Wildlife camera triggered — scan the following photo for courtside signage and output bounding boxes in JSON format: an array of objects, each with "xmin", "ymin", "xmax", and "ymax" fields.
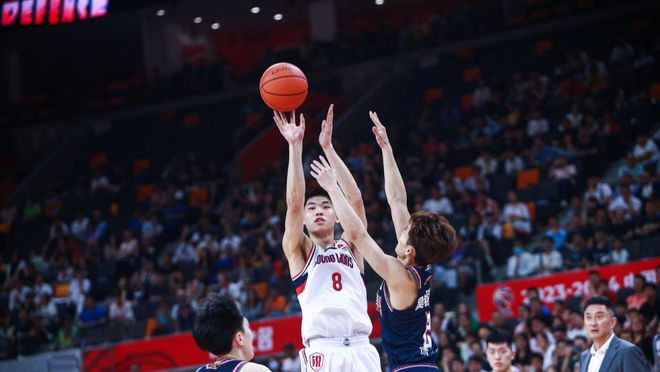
[{"xmin": 1, "ymin": 0, "xmax": 108, "ymax": 27}]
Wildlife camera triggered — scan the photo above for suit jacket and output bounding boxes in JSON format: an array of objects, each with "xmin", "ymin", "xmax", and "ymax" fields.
[{"xmin": 579, "ymin": 335, "xmax": 650, "ymax": 372}]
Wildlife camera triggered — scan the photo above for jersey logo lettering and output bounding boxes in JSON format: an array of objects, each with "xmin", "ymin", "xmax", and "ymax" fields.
[
  {"xmin": 315, "ymin": 253, "xmax": 353, "ymax": 268},
  {"xmin": 414, "ymin": 288, "xmax": 431, "ymax": 311},
  {"xmin": 309, "ymin": 352, "xmax": 325, "ymax": 371}
]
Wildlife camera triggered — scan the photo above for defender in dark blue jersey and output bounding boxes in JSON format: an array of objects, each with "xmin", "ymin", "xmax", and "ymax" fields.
[
  {"xmin": 193, "ymin": 296, "xmax": 271, "ymax": 372},
  {"xmin": 310, "ymin": 111, "xmax": 458, "ymax": 372}
]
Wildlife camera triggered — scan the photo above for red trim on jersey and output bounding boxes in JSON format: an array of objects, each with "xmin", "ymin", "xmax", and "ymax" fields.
[
  {"xmin": 291, "ymin": 240, "xmax": 316, "ymax": 280},
  {"xmin": 295, "ymin": 280, "xmax": 307, "ymax": 295}
]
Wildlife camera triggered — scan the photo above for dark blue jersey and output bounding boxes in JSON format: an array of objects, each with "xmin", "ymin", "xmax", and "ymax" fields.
[
  {"xmin": 376, "ymin": 265, "xmax": 439, "ymax": 371},
  {"xmin": 195, "ymin": 357, "xmax": 246, "ymax": 372}
]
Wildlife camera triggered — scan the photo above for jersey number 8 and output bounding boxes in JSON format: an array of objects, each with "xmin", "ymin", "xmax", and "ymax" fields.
[{"xmin": 332, "ymin": 272, "xmax": 343, "ymax": 291}]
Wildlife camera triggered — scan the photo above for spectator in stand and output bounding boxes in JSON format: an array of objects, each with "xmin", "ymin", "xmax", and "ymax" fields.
[
  {"xmin": 588, "ymin": 229, "xmax": 612, "ymax": 265},
  {"xmin": 545, "ymin": 217, "xmax": 568, "ymax": 251},
  {"xmin": 141, "ymin": 214, "xmax": 163, "ymax": 241},
  {"xmin": 563, "ymin": 234, "xmax": 589, "ymax": 270},
  {"xmin": 78, "ymin": 297, "xmax": 106, "ymax": 328},
  {"xmin": 633, "ymin": 134, "xmax": 660, "ymax": 167},
  {"xmin": 531, "ymin": 137, "xmax": 560, "ymax": 166},
  {"xmin": 474, "ymin": 193, "xmax": 500, "ymax": 220},
  {"xmin": 536, "ymin": 237, "xmax": 562, "ymax": 275},
  {"xmin": 54, "ymin": 318, "xmax": 79, "ymax": 350},
  {"xmin": 262, "ymin": 287, "xmax": 287, "ymax": 317},
  {"xmin": 171, "ymin": 289, "xmax": 196, "ymax": 332},
  {"xmin": 507, "ymin": 242, "xmax": 537, "ymax": 278},
  {"xmin": 610, "ymin": 183, "xmax": 642, "ymax": 221},
  {"xmin": 172, "ymin": 235, "xmax": 196, "ymax": 266},
  {"xmin": 502, "ymin": 149, "xmax": 525, "ymax": 175},
  {"xmin": 633, "ymin": 200, "xmax": 660, "ymax": 238},
  {"xmin": 464, "ymin": 166, "xmax": 491, "ymax": 193},
  {"xmin": 69, "ymin": 269, "xmax": 90, "ymax": 314},
  {"xmin": 219, "ymin": 223, "xmax": 242, "ymax": 254},
  {"xmin": 549, "ymin": 155, "xmax": 577, "ymax": 203},
  {"xmin": 422, "ymin": 186, "xmax": 454, "ymax": 215},
  {"xmin": 90, "ymin": 171, "xmax": 119, "ymax": 195},
  {"xmin": 474, "ymin": 151, "xmax": 498, "ymax": 176},
  {"xmin": 70, "ymin": 212, "xmax": 89, "ymax": 241},
  {"xmin": 527, "ymin": 110, "xmax": 549, "ymax": 138},
  {"xmin": 609, "ymin": 238, "xmax": 630, "ymax": 264},
  {"xmin": 115, "ymin": 229, "xmax": 139, "ymax": 278},
  {"xmin": 474, "ymin": 79, "xmax": 492, "ymax": 108},
  {"xmin": 627, "ymin": 275, "xmax": 648, "ymax": 310},
  {"xmin": 109, "ymin": 292, "xmax": 135, "ymax": 324},
  {"xmin": 584, "ymin": 176, "xmax": 613, "ymax": 206},
  {"xmin": 478, "ymin": 211, "xmax": 503, "ymax": 244},
  {"xmin": 566, "ymin": 103, "xmax": 584, "ymax": 128},
  {"xmin": 619, "ymin": 153, "xmax": 645, "ymax": 179},
  {"xmin": 280, "ymin": 342, "xmax": 301, "ymax": 372},
  {"xmin": 502, "ymin": 191, "xmax": 532, "ymax": 237}
]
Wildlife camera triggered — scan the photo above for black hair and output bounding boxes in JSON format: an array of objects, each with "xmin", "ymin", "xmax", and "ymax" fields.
[
  {"xmin": 304, "ymin": 188, "xmax": 331, "ymax": 204},
  {"xmin": 583, "ymin": 295, "xmax": 615, "ymax": 316},
  {"xmin": 530, "ymin": 352, "xmax": 544, "ymax": 362},
  {"xmin": 486, "ymin": 331, "xmax": 513, "ymax": 348},
  {"xmin": 192, "ymin": 296, "xmax": 245, "ymax": 356}
]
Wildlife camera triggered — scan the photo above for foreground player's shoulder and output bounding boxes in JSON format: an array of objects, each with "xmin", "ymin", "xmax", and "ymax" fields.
[{"xmin": 241, "ymin": 362, "xmax": 272, "ymax": 372}]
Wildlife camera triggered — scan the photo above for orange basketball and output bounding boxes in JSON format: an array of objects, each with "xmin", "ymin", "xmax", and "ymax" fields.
[{"xmin": 259, "ymin": 62, "xmax": 308, "ymax": 112}]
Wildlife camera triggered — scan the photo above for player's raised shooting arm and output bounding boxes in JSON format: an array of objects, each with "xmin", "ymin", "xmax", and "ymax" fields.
[
  {"xmin": 369, "ymin": 111, "xmax": 410, "ymax": 238},
  {"xmin": 319, "ymin": 104, "xmax": 367, "ymax": 228},
  {"xmin": 274, "ymin": 111, "xmax": 312, "ymax": 265},
  {"xmin": 310, "ymin": 157, "xmax": 408, "ymax": 285}
]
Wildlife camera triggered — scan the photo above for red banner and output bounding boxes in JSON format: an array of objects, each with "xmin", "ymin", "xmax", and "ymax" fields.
[
  {"xmin": 476, "ymin": 258, "xmax": 660, "ymax": 322},
  {"xmin": 83, "ymin": 303, "xmax": 380, "ymax": 372}
]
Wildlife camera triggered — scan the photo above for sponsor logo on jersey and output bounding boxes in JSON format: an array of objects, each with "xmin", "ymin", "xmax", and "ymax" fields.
[{"xmin": 309, "ymin": 352, "xmax": 325, "ymax": 371}]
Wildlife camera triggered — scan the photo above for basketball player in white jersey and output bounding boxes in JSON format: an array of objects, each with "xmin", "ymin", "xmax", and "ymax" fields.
[{"xmin": 273, "ymin": 105, "xmax": 381, "ymax": 372}]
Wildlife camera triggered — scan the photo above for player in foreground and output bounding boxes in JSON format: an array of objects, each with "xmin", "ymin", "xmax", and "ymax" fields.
[
  {"xmin": 274, "ymin": 106, "xmax": 381, "ymax": 371},
  {"xmin": 310, "ymin": 116, "xmax": 457, "ymax": 372},
  {"xmin": 192, "ymin": 296, "xmax": 271, "ymax": 372}
]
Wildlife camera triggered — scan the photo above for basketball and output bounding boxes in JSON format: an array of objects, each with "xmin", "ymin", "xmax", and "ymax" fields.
[{"xmin": 259, "ymin": 62, "xmax": 308, "ymax": 112}]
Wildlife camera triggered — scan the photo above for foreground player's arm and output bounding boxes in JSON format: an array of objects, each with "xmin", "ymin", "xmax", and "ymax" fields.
[
  {"xmin": 274, "ymin": 111, "xmax": 313, "ymax": 274},
  {"xmin": 319, "ymin": 104, "xmax": 368, "ymax": 229},
  {"xmin": 369, "ymin": 111, "xmax": 410, "ymax": 237},
  {"xmin": 311, "ymin": 157, "xmax": 411, "ymax": 289}
]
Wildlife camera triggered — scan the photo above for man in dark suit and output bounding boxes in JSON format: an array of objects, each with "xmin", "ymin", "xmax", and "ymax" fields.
[{"xmin": 579, "ymin": 296, "xmax": 650, "ymax": 372}]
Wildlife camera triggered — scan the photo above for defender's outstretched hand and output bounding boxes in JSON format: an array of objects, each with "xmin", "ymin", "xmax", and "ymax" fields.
[
  {"xmin": 319, "ymin": 104, "xmax": 335, "ymax": 150},
  {"xmin": 310, "ymin": 156, "xmax": 338, "ymax": 191},
  {"xmin": 274, "ymin": 110, "xmax": 305, "ymax": 144},
  {"xmin": 369, "ymin": 111, "xmax": 391, "ymax": 149}
]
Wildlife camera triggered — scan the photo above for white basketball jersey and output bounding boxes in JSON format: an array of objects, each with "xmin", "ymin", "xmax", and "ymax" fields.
[{"xmin": 291, "ymin": 238, "xmax": 372, "ymax": 344}]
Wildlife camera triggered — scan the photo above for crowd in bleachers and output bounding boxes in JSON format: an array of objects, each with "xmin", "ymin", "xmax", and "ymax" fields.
[{"xmin": 1, "ymin": 7, "xmax": 659, "ymax": 372}]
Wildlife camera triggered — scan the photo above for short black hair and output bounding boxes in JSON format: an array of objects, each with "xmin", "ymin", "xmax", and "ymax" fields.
[
  {"xmin": 486, "ymin": 331, "xmax": 513, "ymax": 348},
  {"xmin": 583, "ymin": 296, "xmax": 615, "ymax": 316},
  {"xmin": 192, "ymin": 296, "xmax": 244, "ymax": 356},
  {"xmin": 304, "ymin": 188, "xmax": 331, "ymax": 204},
  {"xmin": 530, "ymin": 352, "xmax": 544, "ymax": 362}
]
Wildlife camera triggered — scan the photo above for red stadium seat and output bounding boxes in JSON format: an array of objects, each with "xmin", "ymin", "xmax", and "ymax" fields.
[
  {"xmin": 89, "ymin": 153, "xmax": 108, "ymax": 170},
  {"xmin": 516, "ymin": 168, "xmax": 540, "ymax": 189},
  {"xmin": 424, "ymin": 87, "xmax": 445, "ymax": 103}
]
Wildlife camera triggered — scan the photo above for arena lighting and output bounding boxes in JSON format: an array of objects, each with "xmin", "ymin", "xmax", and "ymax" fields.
[
  {"xmin": 211, "ymin": 22, "xmax": 219, "ymax": 30},
  {"xmin": 156, "ymin": 9, "xmax": 165, "ymax": 16},
  {"xmin": 250, "ymin": 6, "xmax": 260, "ymax": 14},
  {"xmin": 193, "ymin": 16, "xmax": 202, "ymax": 23},
  {"xmin": 1, "ymin": 0, "xmax": 109, "ymax": 26},
  {"xmin": 375, "ymin": 0, "xmax": 384, "ymax": 5},
  {"xmin": 273, "ymin": 13, "xmax": 282, "ymax": 21}
]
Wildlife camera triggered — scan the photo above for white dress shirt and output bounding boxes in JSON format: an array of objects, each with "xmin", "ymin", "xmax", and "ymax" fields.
[{"xmin": 587, "ymin": 333, "xmax": 615, "ymax": 372}]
